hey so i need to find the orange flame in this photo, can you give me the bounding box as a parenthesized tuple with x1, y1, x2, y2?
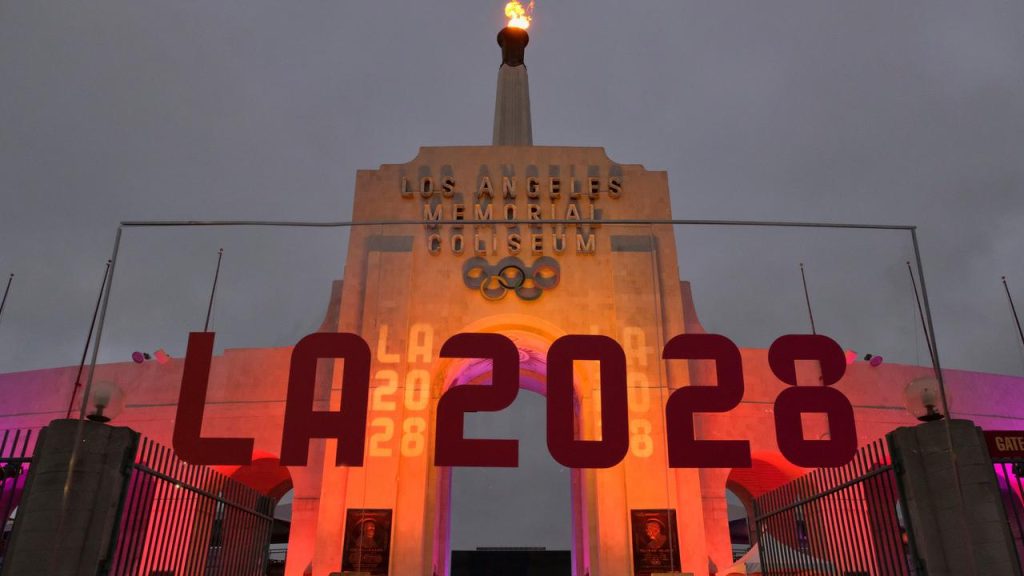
(504, 1, 534, 30)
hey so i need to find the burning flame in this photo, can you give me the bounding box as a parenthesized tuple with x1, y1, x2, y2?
(504, 1, 534, 30)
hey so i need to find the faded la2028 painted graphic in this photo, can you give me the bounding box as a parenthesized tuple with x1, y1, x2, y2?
(172, 331, 857, 469)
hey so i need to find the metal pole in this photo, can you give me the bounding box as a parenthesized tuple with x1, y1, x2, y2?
(0, 273, 13, 329)
(911, 227, 978, 576)
(910, 229, 949, 417)
(66, 260, 112, 419)
(1003, 276, 1024, 356)
(800, 263, 817, 335)
(906, 261, 937, 372)
(79, 227, 123, 420)
(205, 248, 224, 332)
(49, 227, 123, 575)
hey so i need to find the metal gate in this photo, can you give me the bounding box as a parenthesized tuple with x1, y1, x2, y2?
(106, 436, 277, 576)
(984, 429, 1024, 574)
(0, 424, 275, 575)
(753, 438, 920, 576)
(993, 458, 1024, 573)
(0, 429, 37, 573)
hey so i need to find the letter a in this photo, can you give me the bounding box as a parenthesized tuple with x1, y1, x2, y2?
(281, 333, 372, 466)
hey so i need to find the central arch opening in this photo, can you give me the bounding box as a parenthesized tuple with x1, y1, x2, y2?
(430, 320, 591, 576)
(450, 390, 572, 574)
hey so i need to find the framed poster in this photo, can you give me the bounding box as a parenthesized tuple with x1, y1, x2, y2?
(341, 509, 393, 575)
(630, 509, 682, 576)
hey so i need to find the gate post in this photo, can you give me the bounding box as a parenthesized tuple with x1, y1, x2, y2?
(0, 419, 137, 576)
(889, 419, 1020, 575)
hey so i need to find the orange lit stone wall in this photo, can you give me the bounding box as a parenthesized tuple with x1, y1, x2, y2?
(312, 146, 709, 576)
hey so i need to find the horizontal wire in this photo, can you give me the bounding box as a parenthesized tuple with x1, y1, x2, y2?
(119, 218, 915, 231)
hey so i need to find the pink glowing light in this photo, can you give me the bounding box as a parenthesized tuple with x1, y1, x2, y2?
(155, 348, 171, 364)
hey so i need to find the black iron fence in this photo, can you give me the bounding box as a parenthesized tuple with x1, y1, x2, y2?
(107, 436, 277, 576)
(993, 458, 1024, 571)
(0, 428, 37, 572)
(753, 438, 919, 576)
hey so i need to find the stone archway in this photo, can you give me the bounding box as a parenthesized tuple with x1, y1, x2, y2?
(425, 316, 592, 576)
(222, 453, 311, 576)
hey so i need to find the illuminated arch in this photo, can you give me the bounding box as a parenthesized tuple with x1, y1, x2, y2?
(725, 453, 805, 549)
(427, 315, 592, 576)
(221, 452, 303, 575)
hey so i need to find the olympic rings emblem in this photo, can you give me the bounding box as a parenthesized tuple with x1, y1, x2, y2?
(462, 257, 561, 301)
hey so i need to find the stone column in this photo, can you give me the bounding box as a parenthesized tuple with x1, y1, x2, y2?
(889, 419, 1021, 576)
(492, 27, 533, 146)
(1, 419, 137, 576)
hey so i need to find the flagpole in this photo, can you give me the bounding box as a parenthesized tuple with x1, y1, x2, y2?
(1003, 276, 1024, 356)
(907, 261, 937, 373)
(79, 228, 122, 420)
(0, 274, 13, 329)
(66, 261, 112, 418)
(800, 263, 816, 335)
(205, 248, 224, 332)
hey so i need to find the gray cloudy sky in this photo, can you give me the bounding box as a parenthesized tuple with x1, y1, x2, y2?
(1, 0, 1023, 550)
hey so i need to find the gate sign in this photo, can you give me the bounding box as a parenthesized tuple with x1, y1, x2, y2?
(985, 430, 1024, 459)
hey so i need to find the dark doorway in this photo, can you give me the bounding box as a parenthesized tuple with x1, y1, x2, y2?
(449, 391, 572, 550)
(451, 548, 571, 576)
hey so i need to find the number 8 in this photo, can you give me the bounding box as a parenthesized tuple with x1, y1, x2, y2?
(769, 334, 857, 467)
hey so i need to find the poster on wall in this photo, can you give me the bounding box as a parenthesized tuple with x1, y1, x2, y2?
(631, 509, 682, 576)
(341, 509, 393, 575)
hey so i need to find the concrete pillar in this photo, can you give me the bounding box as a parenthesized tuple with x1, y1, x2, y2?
(284, 493, 319, 576)
(697, 469, 731, 575)
(889, 419, 1021, 576)
(1, 419, 137, 576)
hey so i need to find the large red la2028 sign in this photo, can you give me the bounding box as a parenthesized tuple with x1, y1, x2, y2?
(173, 332, 857, 469)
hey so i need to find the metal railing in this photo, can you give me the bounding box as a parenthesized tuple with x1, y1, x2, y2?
(753, 438, 918, 576)
(107, 436, 276, 576)
(993, 459, 1024, 572)
(0, 429, 37, 573)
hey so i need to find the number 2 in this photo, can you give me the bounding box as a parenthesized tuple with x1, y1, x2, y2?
(664, 334, 750, 468)
(434, 333, 520, 467)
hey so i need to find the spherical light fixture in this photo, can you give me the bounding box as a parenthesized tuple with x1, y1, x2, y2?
(903, 376, 947, 422)
(86, 381, 125, 423)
